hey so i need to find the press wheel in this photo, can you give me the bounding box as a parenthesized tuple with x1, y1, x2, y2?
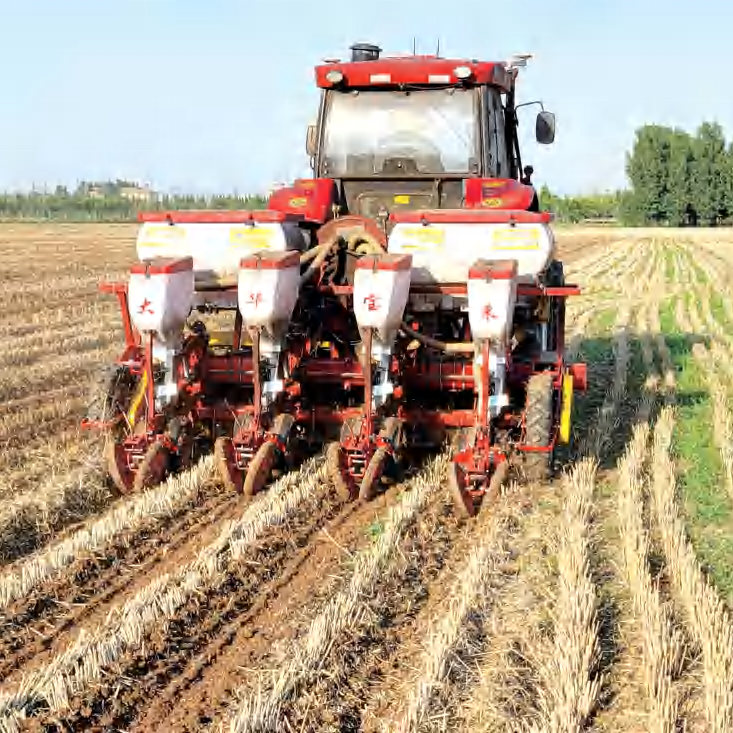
(132, 442, 171, 492)
(214, 436, 244, 494)
(104, 439, 135, 495)
(243, 441, 277, 498)
(326, 442, 353, 501)
(359, 447, 388, 502)
(448, 462, 477, 518)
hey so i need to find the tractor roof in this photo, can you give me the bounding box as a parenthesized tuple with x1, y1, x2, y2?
(315, 56, 515, 92)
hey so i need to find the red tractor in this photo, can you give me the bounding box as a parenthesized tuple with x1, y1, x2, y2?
(86, 43, 586, 516)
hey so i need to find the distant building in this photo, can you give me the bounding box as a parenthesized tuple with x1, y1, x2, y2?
(78, 181, 157, 202)
(85, 184, 107, 200)
(119, 185, 155, 202)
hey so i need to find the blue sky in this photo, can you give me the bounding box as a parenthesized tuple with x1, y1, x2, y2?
(0, 0, 729, 195)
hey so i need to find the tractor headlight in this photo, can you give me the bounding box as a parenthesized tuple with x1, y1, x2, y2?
(326, 69, 344, 85)
(454, 66, 473, 80)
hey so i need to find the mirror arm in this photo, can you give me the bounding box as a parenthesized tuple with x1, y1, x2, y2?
(515, 100, 546, 113)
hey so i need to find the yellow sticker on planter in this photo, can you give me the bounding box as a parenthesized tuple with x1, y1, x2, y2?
(492, 227, 540, 250)
(139, 225, 186, 247)
(399, 226, 445, 249)
(229, 226, 272, 248)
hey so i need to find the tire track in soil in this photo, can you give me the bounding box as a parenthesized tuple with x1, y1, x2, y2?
(0, 481, 242, 687)
(135, 486, 405, 733)
(37, 479, 348, 732)
(273, 493, 466, 733)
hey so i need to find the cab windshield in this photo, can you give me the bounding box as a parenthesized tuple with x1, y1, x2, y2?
(321, 87, 478, 176)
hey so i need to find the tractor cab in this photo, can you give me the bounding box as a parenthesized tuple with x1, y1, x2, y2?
(305, 43, 556, 221)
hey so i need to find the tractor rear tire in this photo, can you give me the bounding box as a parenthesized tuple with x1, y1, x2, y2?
(523, 372, 555, 483)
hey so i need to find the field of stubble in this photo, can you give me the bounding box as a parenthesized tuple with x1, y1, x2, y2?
(1, 223, 733, 732)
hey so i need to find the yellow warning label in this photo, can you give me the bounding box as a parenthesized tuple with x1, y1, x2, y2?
(400, 226, 445, 249)
(229, 226, 273, 249)
(139, 225, 186, 248)
(492, 227, 540, 250)
(394, 195, 411, 205)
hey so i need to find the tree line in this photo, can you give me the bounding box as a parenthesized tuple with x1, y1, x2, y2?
(539, 188, 621, 224)
(541, 121, 733, 226)
(0, 181, 267, 222)
(621, 122, 731, 226)
(3, 122, 732, 227)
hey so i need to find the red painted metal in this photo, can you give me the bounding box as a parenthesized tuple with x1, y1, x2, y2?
(356, 253, 412, 272)
(390, 209, 553, 225)
(297, 358, 476, 391)
(299, 358, 362, 382)
(251, 328, 263, 430)
(240, 251, 301, 270)
(520, 285, 582, 297)
(144, 333, 155, 428)
(400, 409, 476, 429)
(569, 362, 588, 392)
(138, 210, 290, 224)
(130, 257, 193, 275)
(408, 283, 466, 296)
(206, 354, 255, 383)
(315, 57, 512, 91)
(478, 341, 491, 428)
(268, 178, 336, 223)
(100, 282, 138, 347)
(407, 283, 581, 298)
(464, 178, 536, 211)
(468, 259, 518, 281)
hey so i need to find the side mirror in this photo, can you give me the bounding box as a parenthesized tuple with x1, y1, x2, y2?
(306, 124, 318, 157)
(536, 111, 556, 145)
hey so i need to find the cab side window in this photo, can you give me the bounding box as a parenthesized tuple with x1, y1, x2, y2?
(487, 89, 509, 178)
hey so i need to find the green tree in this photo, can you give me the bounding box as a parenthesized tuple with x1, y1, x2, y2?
(539, 186, 620, 223)
(624, 125, 673, 225)
(726, 143, 733, 222)
(666, 129, 696, 226)
(692, 122, 728, 226)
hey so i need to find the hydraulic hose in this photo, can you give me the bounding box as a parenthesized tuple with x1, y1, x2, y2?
(300, 241, 337, 285)
(299, 245, 323, 265)
(348, 231, 384, 255)
(300, 230, 384, 286)
(399, 322, 475, 354)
